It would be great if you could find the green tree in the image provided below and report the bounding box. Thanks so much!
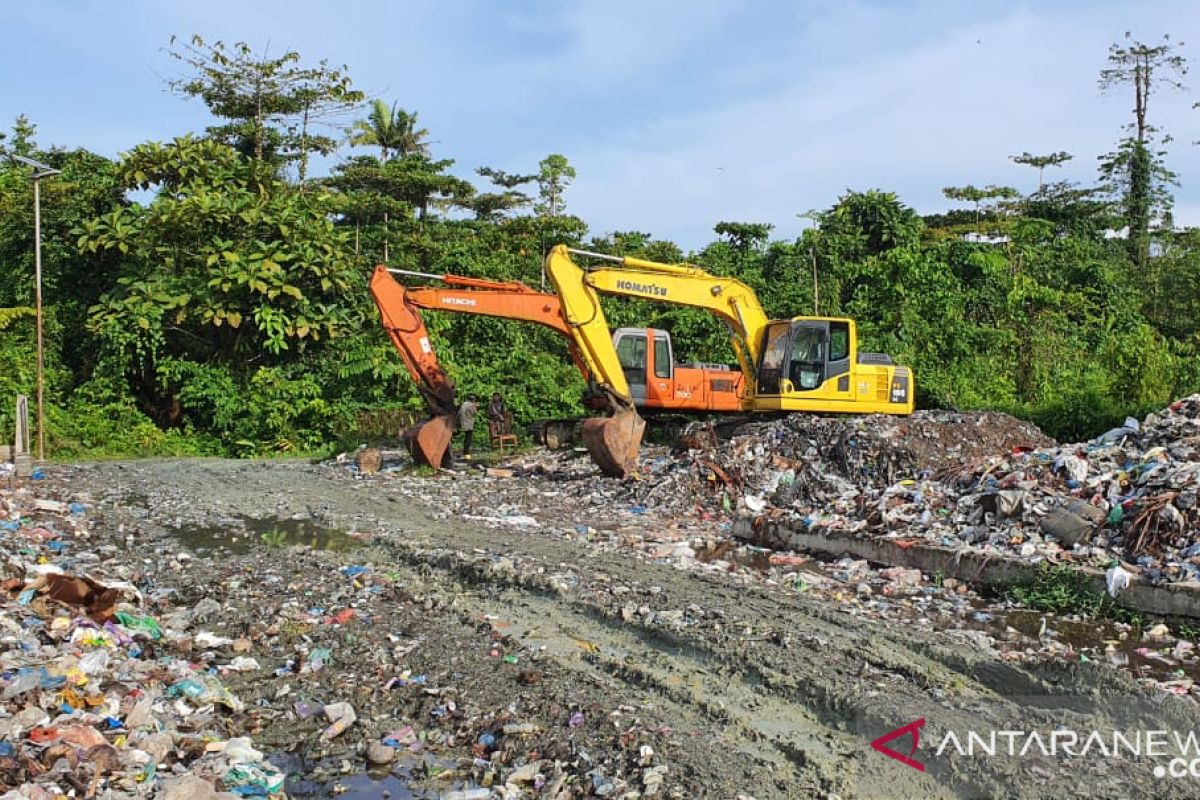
[76,136,360,448]
[347,100,430,161]
[344,101,434,261]
[713,221,773,251]
[1010,151,1073,192]
[469,166,536,221]
[536,154,576,218]
[941,184,1020,223]
[1097,33,1188,268]
[166,34,363,180]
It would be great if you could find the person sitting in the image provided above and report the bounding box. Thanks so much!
[487,392,509,437]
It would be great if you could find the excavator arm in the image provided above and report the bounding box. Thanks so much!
[405,279,591,382]
[370,266,460,467]
[544,244,914,417]
[545,245,769,391]
[370,264,625,469]
[372,264,597,388]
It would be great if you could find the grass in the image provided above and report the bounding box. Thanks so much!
[259,529,287,547]
[1004,563,1143,626]
[1177,621,1200,642]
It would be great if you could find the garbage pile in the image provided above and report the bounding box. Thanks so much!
[662,398,1200,584]
[0,485,278,799]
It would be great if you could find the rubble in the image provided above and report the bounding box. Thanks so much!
[6,399,1200,797]
[475,401,1200,589]
[682,399,1200,587]
[0,487,280,798]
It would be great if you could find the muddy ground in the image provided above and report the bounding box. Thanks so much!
[45,457,1200,799]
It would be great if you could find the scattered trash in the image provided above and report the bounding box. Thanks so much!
[322,701,358,740]
[1106,564,1132,597]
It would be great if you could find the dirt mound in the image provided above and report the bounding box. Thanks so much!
[727,410,1053,485]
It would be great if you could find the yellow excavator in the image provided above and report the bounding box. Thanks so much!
[544,245,914,474]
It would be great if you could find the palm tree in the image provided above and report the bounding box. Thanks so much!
[346,100,431,262]
[347,100,430,162]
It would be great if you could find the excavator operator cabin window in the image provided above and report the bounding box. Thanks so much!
[617,334,647,388]
[829,322,850,362]
[757,323,790,394]
[654,335,671,379]
[617,335,646,370]
[788,326,824,390]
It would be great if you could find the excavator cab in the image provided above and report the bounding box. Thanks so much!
[613,328,665,404]
[754,317,913,414]
[611,328,743,413]
[757,320,845,394]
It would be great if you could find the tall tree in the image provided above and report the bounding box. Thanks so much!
[1010,151,1073,192]
[166,35,363,180]
[347,101,430,161]
[344,101,432,261]
[535,154,576,218]
[469,166,536,221]
[713,221,773,251]
[1097,33,1188,268]
[941,184,1019,223]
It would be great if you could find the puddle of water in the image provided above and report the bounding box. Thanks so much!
[172,515,357,554]
[962,606,1200,685]
[270,750,466,800]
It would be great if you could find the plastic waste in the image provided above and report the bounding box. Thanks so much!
[79,649,110,675]
[303,647,332,673]
[322,701,357,740]
[383,725,417,747]
[166,674,245,712]
[2,670,40,699]
[223,762,285,795]
[114,611,163,640]
[294,700,324,719]
[441,790,491,800]
[1106,564,1132,598]
[194,631,234,648]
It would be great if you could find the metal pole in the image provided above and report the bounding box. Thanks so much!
[33,177,44,463]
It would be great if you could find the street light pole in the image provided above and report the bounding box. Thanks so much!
[33,176,44,463]
[10,155,61,463]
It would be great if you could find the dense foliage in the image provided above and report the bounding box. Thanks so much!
[1,35,1199,457]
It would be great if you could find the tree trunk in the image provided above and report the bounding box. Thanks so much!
[254,75,265,165]
[1127,140,1151,270]
[298,103,311,184]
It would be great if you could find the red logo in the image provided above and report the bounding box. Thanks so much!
[871,718,926,772]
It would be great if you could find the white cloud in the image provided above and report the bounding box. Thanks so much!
[6,0,1198,248]
[560,2,1200,247]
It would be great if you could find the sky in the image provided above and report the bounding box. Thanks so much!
[4,0,1200,250]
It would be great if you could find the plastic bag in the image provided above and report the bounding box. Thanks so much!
[114,612,163,640]
[1106,564,1132,598]
[167,675,245,712]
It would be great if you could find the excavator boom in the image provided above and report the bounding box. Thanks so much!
[371,264,641,473]
[370,266,457,468]
[565,247,770,385]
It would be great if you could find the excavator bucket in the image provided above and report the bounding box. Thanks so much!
[404,414,455,468]
[581,409,646,478]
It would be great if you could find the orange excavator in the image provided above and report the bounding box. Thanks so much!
[369,265,742,471]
